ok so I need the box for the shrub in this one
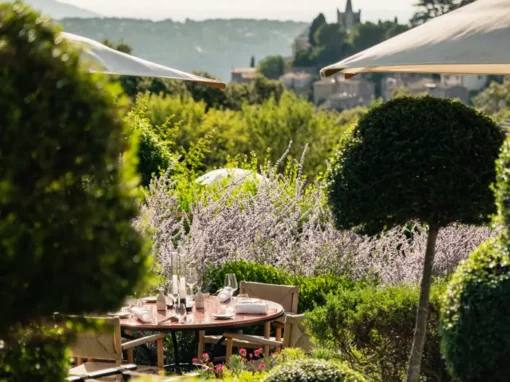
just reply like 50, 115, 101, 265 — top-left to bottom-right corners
263, 359, 367, 382
307, 283, 450, 381
0, 324, 69, 382
0, 2, 149, 331
327, 96, 504, 380
440, 238, 510, 381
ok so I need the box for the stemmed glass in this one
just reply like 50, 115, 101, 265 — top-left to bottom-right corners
187, 268, 198, 296
175, 302, 186, 323
224, 273, 238, 309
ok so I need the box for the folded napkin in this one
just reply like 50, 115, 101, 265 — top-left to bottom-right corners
131, 307, 152, 323
235, 302, 268, 314
217, 289, 232, 302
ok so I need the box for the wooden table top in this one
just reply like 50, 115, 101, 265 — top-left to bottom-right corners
119, 296, 284, 332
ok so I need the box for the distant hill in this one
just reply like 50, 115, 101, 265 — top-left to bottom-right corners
3, 0, 99, 19
60, 18, 308, 81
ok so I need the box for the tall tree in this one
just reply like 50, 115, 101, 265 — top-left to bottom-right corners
327, 97, 504, 382
258, 55, 286, 80
309, 13, 327, 46
250, 56, 256, 68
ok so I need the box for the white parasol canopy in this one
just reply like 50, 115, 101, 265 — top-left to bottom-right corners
62, 32, 226, 89
321, 0, 510, 79
196, 168, 267, 186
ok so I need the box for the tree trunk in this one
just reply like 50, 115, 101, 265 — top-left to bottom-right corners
406, 225, 439, 382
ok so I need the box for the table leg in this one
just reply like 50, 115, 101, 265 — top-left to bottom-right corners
125, 330, 134, 363
197, 330, 205, 361
157, 339, 164, 370
264, 321, 271, 357
171, 331, 181, 374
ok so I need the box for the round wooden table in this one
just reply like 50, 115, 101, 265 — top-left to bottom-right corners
120, 296, 284, 372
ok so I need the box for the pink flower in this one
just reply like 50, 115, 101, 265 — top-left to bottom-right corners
249, 353, 253, 359
202, 353, 209, 361
254, 348, 263, 357
258, 363, 266, 371
215, 364, 223, 372
208, 362, 213, 366
208, 367, 214, 373
239, 348, 247, 357
192, 357, 198, 363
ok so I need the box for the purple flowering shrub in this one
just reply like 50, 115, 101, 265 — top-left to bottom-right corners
135, 150, 494, 285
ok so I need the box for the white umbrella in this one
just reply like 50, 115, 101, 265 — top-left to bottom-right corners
196, 168, 267, 186
61, 32, 226, 89
321, 0, 510, 79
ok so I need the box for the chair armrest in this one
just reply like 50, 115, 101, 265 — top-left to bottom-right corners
223, 332, 283, 347
285, 313, 305, 326
122, 333, 166, 350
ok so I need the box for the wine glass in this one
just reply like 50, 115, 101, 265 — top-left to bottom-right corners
187, 268, 198, 296
175, 302, 186, 323
224, 273, 238, 307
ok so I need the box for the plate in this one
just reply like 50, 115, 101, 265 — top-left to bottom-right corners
143, 296, 157, 302
212, 313, 235, 320
107, 311, 130, 318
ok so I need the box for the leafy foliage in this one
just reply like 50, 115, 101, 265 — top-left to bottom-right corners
145, 90, 346, 178
263, 359, 368, 382
307, 283, 449, 382
258, 55, 286, 80
0, 2, 149, 332
327, 96, 504, 235
0, 324, 69, 382
440, 238, 510, 382
473, 76, 510, 122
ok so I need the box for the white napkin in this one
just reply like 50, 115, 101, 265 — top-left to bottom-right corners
217, 289, 232, 302
235, 302, 268, 314
131, 307, 152, 323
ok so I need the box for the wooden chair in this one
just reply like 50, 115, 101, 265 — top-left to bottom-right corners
68, 317, 166, 380
201, 281, 301, 361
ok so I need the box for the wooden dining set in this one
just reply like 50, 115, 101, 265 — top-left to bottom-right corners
67, 281, 311, 381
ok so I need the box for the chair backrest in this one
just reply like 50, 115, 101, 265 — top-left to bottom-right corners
68, 317, 122, 362
240, 281, 299, 314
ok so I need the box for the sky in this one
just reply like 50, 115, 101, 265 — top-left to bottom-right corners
59, 0, 416, 23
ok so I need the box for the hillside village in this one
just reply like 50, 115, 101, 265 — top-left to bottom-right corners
231, 0, 490, 111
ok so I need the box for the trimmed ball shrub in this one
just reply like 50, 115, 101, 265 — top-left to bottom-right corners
0, 3, 149, 332
307, 282, 449, 382
327, 96, 504, 381
263, 359, 367, 382
440, 238, 510, 381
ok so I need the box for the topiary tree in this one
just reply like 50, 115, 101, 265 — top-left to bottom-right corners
440, 135, 510, 381
440, 238, 510, 381
0, 3, 149, 334
263, 359, 367, 382
327, 96, 504, 382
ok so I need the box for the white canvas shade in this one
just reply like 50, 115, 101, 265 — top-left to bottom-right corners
62, 32, 226, 89
196, 169, 267, 186
321, 0, 510, 79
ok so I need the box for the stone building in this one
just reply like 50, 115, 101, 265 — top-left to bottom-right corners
230, 68, 257, 84
280, 72, 314, 98
313, 75, 375, 110
337, 0, 361, 31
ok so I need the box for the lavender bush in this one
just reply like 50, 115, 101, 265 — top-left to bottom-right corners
135, 150, 494, 285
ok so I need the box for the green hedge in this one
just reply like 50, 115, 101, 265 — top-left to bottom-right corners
263, 359, 367, 382
440, 238, 510, 381
202, 260, 364, 313
306, 282, 449, 381
0, 325, 69, 382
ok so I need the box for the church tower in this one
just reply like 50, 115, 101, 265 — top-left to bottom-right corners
337, 0, 361, 31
